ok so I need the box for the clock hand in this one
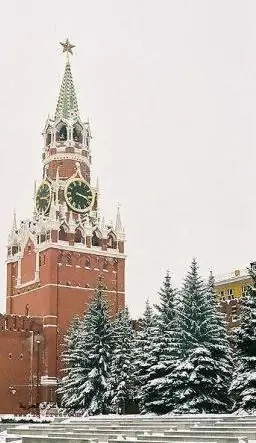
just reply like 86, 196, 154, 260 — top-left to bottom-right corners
76, 192, 88, 200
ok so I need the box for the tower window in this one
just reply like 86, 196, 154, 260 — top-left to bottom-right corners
85, 257, 90, 268
40, 233, 46, 243
46, 132, 51, 146
113, 259, 118, 271
92, 231, 100, 247
73, 125, 83, 143
107, 235, 115, 249
59, 226, 68, 241
56, 124, 67, 142
74, 229, 84, 244
103, 259, 108, 271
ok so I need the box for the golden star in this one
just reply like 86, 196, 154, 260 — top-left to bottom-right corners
60, 38, 75, 55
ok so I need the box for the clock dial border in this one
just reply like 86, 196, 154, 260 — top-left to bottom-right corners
36, 181, 52, 214
64, 178, 95, 213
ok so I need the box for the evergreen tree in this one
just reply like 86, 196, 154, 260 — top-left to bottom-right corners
171, 259, 232, 413
155, 270, 177, 330
230, 266, 256, 413
139, 272, 178, 414
58, 316, 84, 412
110, 307, 134, 414
206, 271, 233, 411
133, 300, 155, 411
58, 282, 113, 415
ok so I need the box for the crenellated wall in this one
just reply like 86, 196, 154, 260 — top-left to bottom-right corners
0, 314, 44, 414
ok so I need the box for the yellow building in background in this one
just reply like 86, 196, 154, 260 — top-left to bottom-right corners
214, 262, 256, 326
215, 266, 253, 301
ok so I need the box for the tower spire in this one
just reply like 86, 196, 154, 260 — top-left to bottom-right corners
55, 39, 79, 121
115, 203, 123, 233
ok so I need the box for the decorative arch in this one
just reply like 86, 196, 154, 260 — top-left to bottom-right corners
59, 224, 68, 241
73, 123, 83, 143
107, 231, 117, 249
74, 228, 84, 244
56, 121, 67, 141
92, 229, 102, 247
46, 127, 52, 146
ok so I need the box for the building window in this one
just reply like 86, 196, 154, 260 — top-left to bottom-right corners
59, 225, 68, 241
241, 286, 247, 297
9, 353, 12, 359
74, 229, 84, 244
103, 258, 108, 271
85, 257, 90, 268
66, 254, 72, 266
113, 259, 118, 272
92, 231, 100, 247
107, 235, 115, 249
40, 233, 46, 243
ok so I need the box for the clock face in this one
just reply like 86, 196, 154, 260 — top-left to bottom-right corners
36, 182, 51, 214
65, 179, 94, 213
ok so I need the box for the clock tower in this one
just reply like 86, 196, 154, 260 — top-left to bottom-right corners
6, 40, 126, 401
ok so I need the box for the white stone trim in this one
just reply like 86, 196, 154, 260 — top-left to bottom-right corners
11, 283, 125, 297
43, 153, 90, 168
40, 376, 57, 386
16, 277, 40, 289
37, 241, 126, 259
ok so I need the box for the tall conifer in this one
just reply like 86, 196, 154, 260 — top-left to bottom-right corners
59, 281, 113, 415
110, 307, 134, 414
171, 259, 232, 413
139, 272, 178, 413
230, 265, 256, 413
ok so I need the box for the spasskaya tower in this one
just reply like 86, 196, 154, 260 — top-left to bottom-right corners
6, 39, 125, 398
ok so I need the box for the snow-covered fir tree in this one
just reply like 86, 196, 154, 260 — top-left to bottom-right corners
206, 271, 233, 411
230, 265, 256, 413
133, 300, 155, 410
59, 281, 113, 415
171, 259, 232, 413
110, 307, 135, 414
58, 316, 84, 412
155, 270, 177, 330
139, 272, 178, 414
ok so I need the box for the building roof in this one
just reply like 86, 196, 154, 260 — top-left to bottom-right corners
55, 60, 79, 120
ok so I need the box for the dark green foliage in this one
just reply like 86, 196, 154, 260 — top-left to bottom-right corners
58, 284, 113, 415
138, 272, 178, 414
110, 307, 135, 413
230, 266, 256, 413
170, 259, 232, 413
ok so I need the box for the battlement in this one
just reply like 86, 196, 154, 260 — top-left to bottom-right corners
0, 314, 43, 333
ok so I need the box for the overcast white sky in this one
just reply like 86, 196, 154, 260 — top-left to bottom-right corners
1, 0, 256, 317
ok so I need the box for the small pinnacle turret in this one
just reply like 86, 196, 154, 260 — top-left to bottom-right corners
115, 203, 123, 233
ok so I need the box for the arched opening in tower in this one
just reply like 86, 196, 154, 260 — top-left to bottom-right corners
73, 124, 83, 143
56, 124, 67, 142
